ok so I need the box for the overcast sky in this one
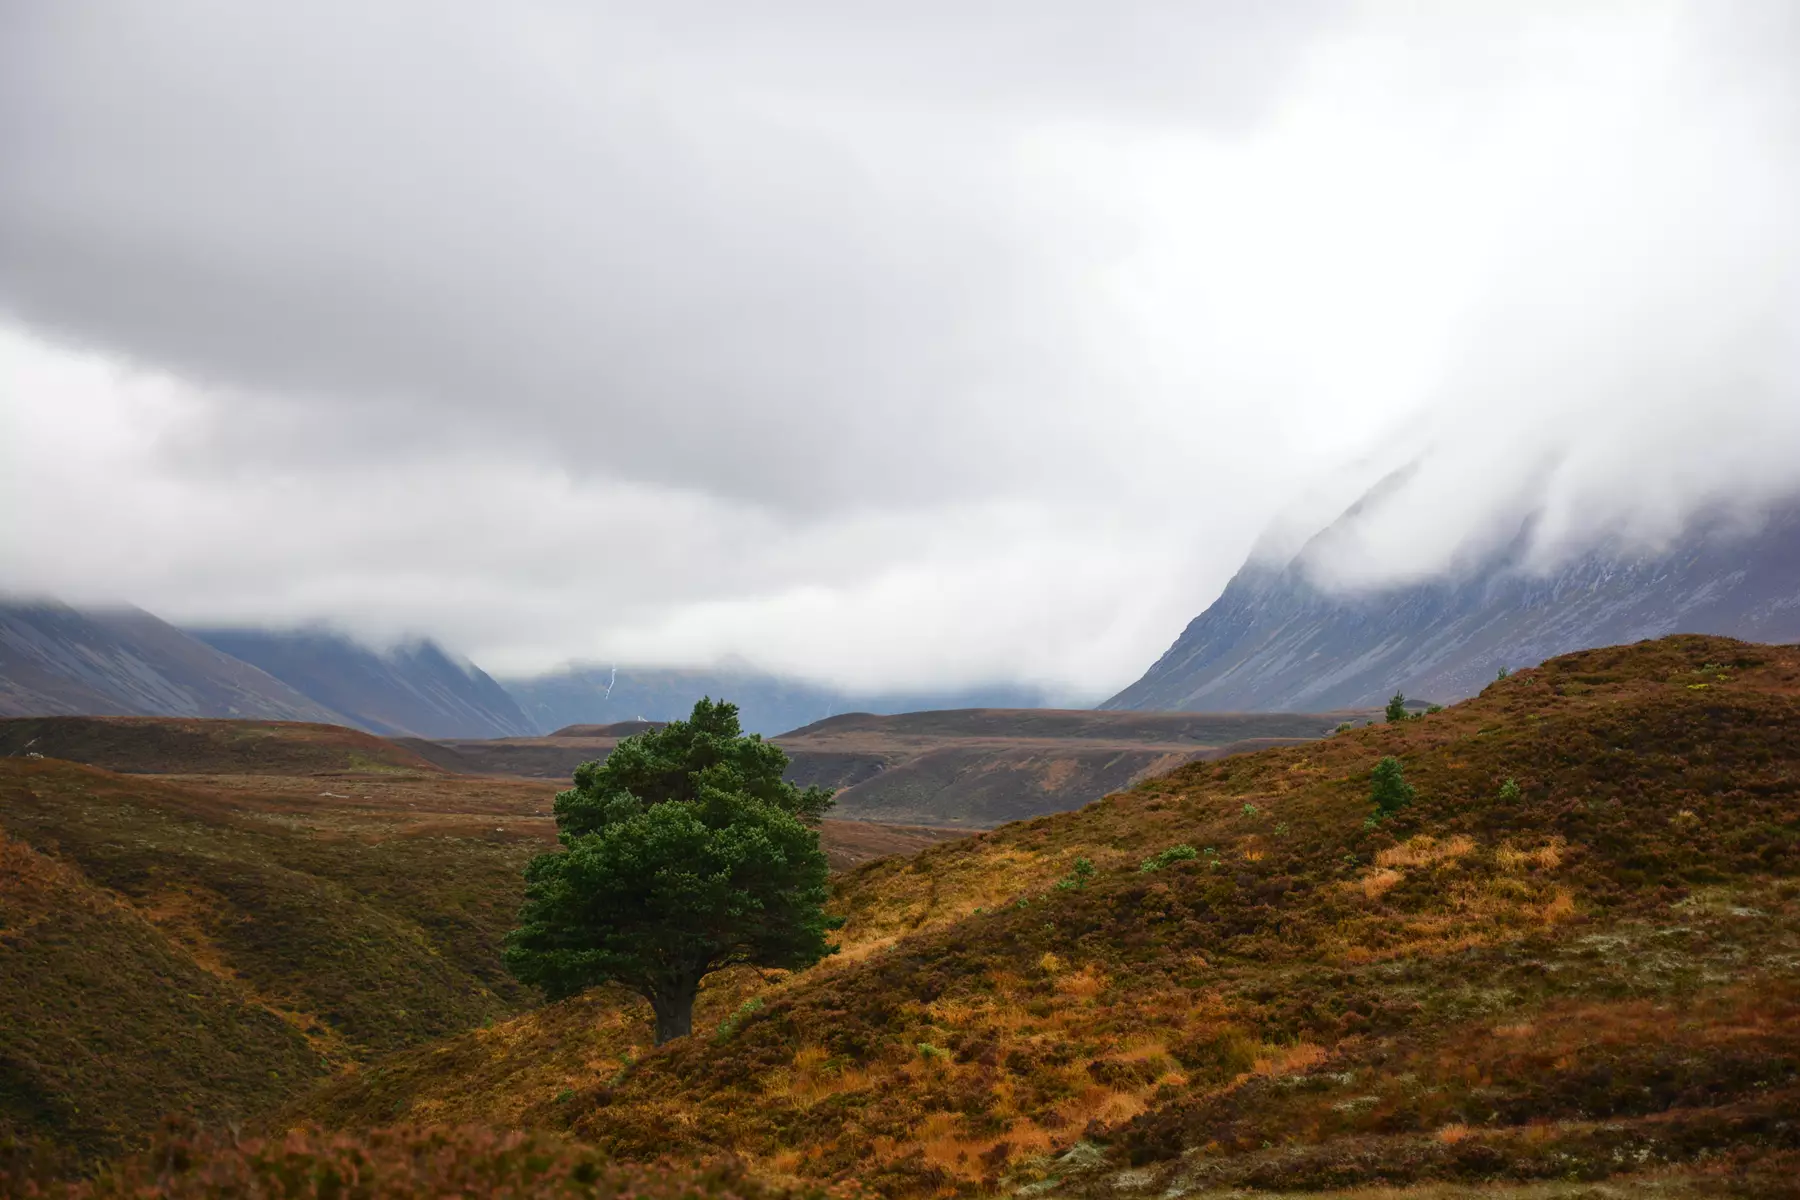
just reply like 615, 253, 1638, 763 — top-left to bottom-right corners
3, 1, 1798, 694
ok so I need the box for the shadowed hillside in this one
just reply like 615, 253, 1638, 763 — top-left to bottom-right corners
188, 628, 538, 739
293, 636, 1800, 1197
0, 602, 346, 724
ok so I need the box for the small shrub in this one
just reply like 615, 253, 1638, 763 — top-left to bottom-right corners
1334, 722, 1353, 734
1369, 756, 1415, 819
1138, 845, 1199, 873
1496, 665, 1510, 680
712, 996, 765, 1044
917, 1042, 948, 1061
1054, 858, 1096, 891
1426, 703, 1444, 714
1497, 778, 1521, 803
1385, 693, 1408, 723
1241, 802, 1261, 817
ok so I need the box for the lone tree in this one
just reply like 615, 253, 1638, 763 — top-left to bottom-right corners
503, 698, 840, 1044
1385, 692, 1408, 723
1369, 755, 1415, 819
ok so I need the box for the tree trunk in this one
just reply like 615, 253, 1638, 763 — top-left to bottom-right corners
649, 981, 696, 1044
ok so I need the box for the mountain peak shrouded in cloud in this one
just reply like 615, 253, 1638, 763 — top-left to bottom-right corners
2, 1, 1797, 695
1105, 485, 1800, 713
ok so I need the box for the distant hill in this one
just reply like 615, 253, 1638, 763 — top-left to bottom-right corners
0, 715, 443, 775
773, 707, 1351, 826
501, 664, 1062, 737
1106, 496, 1800, 712
0, 600, 347, 724
414, 707, 1354, 827
189, 627, 537, 739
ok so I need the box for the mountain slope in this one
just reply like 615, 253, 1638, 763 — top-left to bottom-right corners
0, 601, 347, 723
1106, 498, 1800, 712
295, 635, 1800, 1196
190, 627, 537, 738
503, 665, 1060, 738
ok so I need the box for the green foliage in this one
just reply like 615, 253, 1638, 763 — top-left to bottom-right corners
1138, 844, 1198, 873
916, 1042, 948, 1061
1496, 665, 1511, 680
1498, 777, 1522, 803
1368, 755, 1415, 819
712, 997, 765, 1044
1385, 693, 1408, 723
1053, 857, 1096, 891
1426, 703, 1444, 714
1334, 722, 1353, 734
504, 699, 841, 1043
1240, 802, 1260, 817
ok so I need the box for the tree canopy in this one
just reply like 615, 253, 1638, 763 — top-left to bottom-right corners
503, 698, 840, 1043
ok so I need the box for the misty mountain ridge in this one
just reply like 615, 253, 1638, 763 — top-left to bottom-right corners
187, 626, 537, 740
502, 663, 1070, 738
0, 600, 348, 725
1106, 490, 1800, 713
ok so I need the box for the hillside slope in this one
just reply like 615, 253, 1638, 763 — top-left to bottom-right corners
296, 635, 1800, 1197
0, 601, 346, 724
0, 755, 544, 1162
190, 627, 537, 738
0, 827, 319, 1166
1106, 498, 1800, 712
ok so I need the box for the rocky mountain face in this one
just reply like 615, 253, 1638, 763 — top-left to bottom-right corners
189, 627, 537, 739
0, 600, 346, 723
1106, 499, 1800, 712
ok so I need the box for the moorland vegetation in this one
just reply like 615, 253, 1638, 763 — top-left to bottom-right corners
6, 634, 1800, 1198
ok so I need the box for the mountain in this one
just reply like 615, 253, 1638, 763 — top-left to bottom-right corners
502, 664, 1062, 737
1106, 497, 1800, 712
0, 600, 347, 724
188, 627, 537, 739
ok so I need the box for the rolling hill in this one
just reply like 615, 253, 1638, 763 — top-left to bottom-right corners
404, 708, 1357, 828
0, 716, 957, 1166
0, 601, 346, 724
1106, 494, 1800, 712
293, 635, 1800, 1197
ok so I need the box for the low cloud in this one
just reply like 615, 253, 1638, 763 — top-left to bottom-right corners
3, 1, 1796, 693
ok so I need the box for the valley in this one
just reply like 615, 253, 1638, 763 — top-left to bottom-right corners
412, 708, 1358, 827
6, 635, 1797, 1196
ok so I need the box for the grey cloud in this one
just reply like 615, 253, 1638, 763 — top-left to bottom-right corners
0, 1, 1337, 511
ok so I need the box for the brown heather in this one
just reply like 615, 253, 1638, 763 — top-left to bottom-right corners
278, 635, 1800, 1197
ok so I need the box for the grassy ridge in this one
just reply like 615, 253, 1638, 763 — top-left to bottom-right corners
294, 636, 1800, 1196
0, 716, 442, 775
